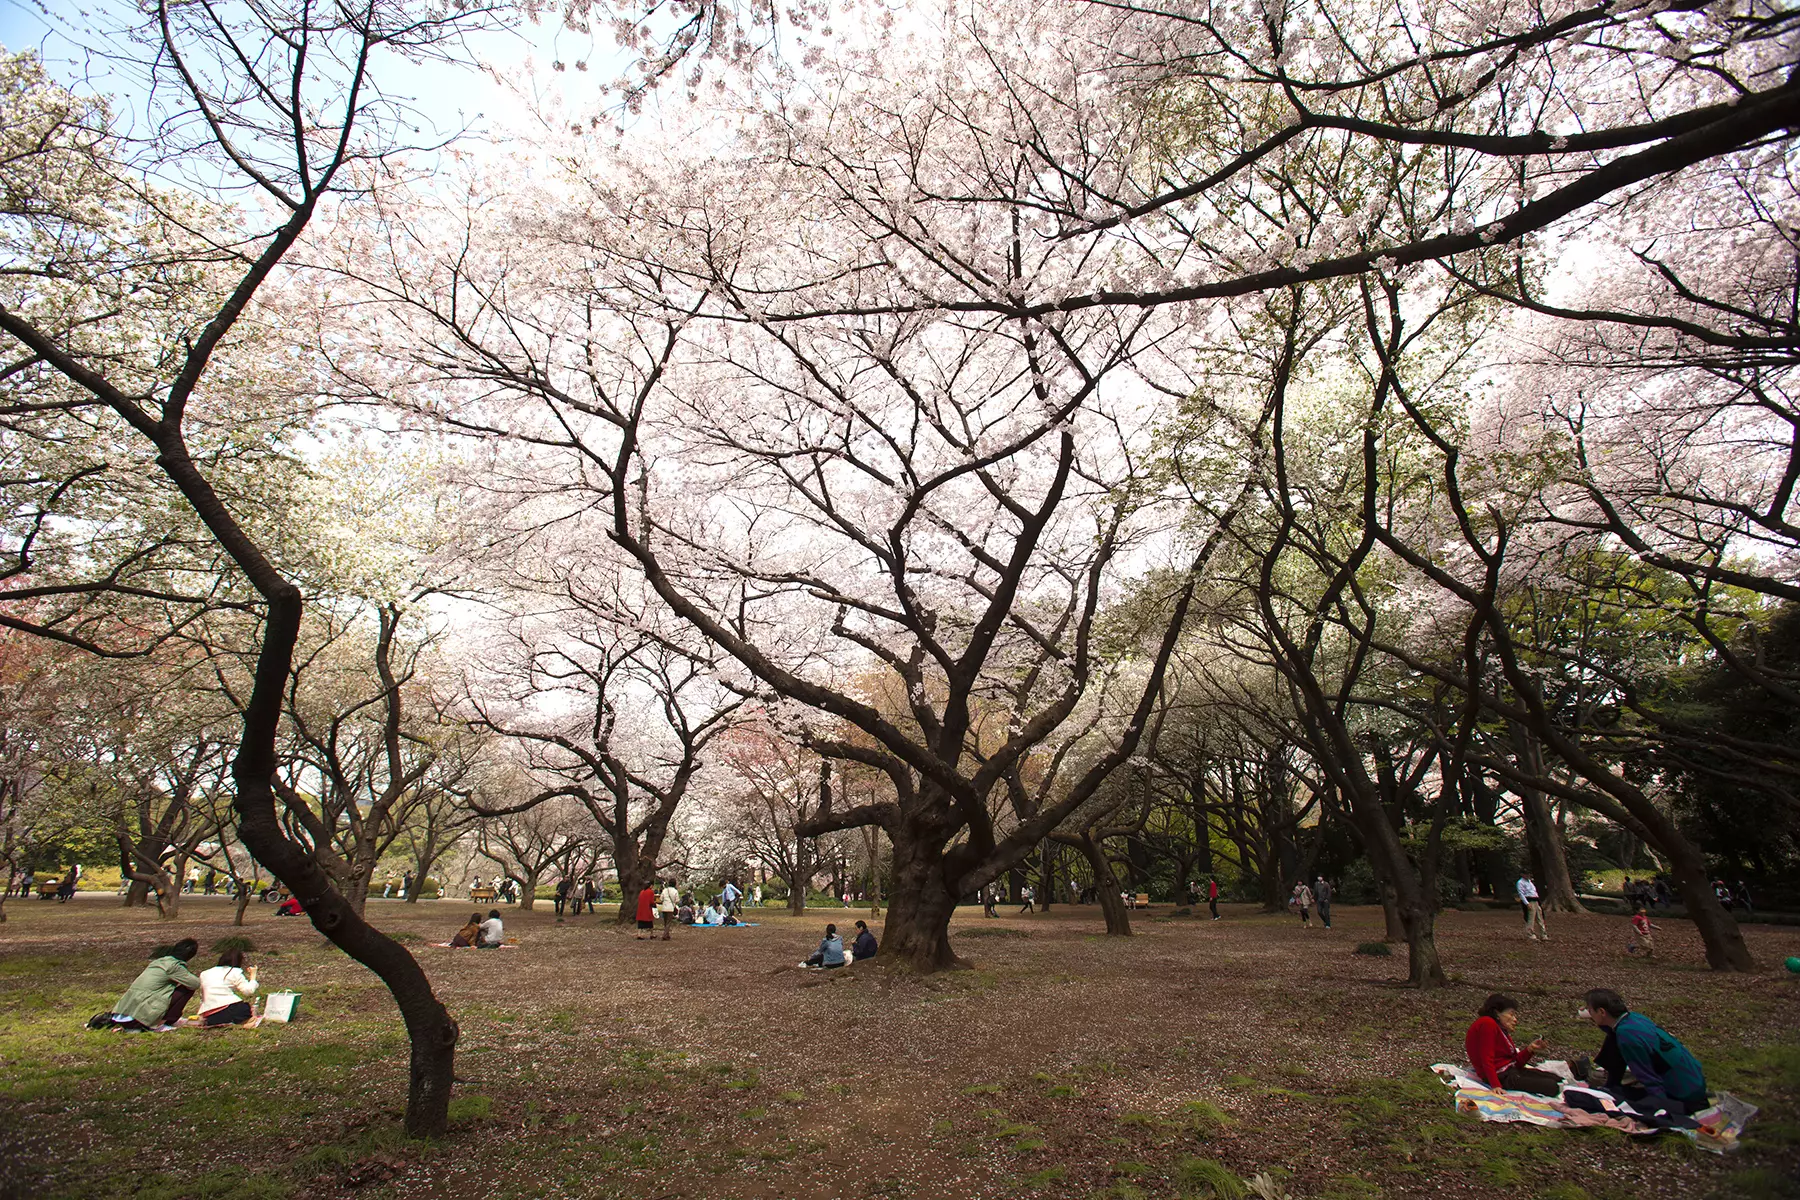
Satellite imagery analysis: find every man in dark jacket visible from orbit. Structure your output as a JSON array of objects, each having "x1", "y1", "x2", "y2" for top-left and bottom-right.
[
  {"x1": 1583, "y1": 988, "x2": 1708, "y2": 1114},
  {"x1": 1313, "y1": 876, "x2": 1334, "y2": 929},
  {"x1": 851, "y1": 920, "x2": 878, "y2": 961}
]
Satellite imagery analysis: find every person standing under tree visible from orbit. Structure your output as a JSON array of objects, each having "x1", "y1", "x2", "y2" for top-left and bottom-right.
[
  {"x1": 1291, "y1": 881, "x2": 1314, "y2": 928},
  {"x1": 1207, "y1": 876, "x2": 1220, "y2": 921},
  {"x1": 635, "y1": 881, "x2": 658, "y2": 940},
  {"x1": 658, "y1": 878, "x2": 680, "y2": 941},
  {"x1": 1517, "y1": 875, "x2": 1549, "y2": 941},
  {"x1": 1313, "y1": 875, "x2": 1333, "y2": 929},
  {"x1": 554, "y1": 877, "x2": 571, "y2": 916}
]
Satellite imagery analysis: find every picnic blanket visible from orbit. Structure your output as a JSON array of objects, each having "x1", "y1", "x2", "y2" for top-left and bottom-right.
[
  {"x1": 430, "y1": 941, "x2": 520, "y2": 949},
  {"x1": 688, "y1": 922, "x2": 760, "y2": 928},
  {"x1": 1430, "y1": 1063, "x2": 1757, "y2": 1151}
]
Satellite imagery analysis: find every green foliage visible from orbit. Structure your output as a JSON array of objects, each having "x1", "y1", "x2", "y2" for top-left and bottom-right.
[
  {"x1": 1175, "y1": 1157, "x2": 1246, "y2": 1199},
  {"x1": 1353, "y1": 941, "x2": 1393, "y2": 956}
]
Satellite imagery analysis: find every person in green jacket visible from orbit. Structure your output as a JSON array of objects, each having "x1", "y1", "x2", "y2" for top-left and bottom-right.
[
  {"x1": 111, "y1": 939, "x2": 202, "y2": 1031},
  {"x1": 1582, "y1": 988, "x2": 1709, "y2": 1114}
]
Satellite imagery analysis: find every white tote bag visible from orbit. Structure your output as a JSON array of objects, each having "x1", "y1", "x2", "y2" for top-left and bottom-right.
[{"x1": 263, "y1": 992, "x2": 300, "y2": 1023}]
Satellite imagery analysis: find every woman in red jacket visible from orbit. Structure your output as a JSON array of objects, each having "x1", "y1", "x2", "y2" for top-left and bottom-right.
[
  {"x1": 634, "y1": 882, "x2": 658, "y2": 940},
  {"x1": 1465, "y1": 994, "x2": 1561, "y2": 1096}
]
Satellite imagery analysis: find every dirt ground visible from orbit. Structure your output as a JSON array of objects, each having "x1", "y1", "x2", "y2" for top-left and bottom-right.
[{"x1": 1, "y1": 894, "x2": 1796, "y2": 1200}]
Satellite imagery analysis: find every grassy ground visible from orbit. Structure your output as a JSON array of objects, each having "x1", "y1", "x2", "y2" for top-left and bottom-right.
[{"x1": 1, "y1": 895, "x2": 1796, "y2": 1200}]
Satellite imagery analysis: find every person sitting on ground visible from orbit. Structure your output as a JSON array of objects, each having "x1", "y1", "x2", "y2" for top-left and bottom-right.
[
  {"x1": 1582, "y1": 988, "x2": 1709, "y2": 1115},
  {"x1": 476, "y1": 909, "x2": 505, "y2": 948},
  {"x1": 851, "y1": 920, "x2": 877, "y2": 961},
  {"x1": 450, "y1": 912, "x2": 482, "y2": 948},
  {"x1": 1465, "y1": 993, "x2": 1559, "y2": 1096},
  {"x1": 803, "y1": 923, "x2": 846, "y2": 969},
  {"x1": 274, "y1": 895, "x2": 303, "y2": 917},
  {"x1": 677, "y1": 897, "x2": 697, "y2": 925},
  {"x1": 197, "y1": 949, "x2": 261, "y2": 1027},
  {"x1": 109, "y1": 939, "x2": 203, "y2": 1031}
]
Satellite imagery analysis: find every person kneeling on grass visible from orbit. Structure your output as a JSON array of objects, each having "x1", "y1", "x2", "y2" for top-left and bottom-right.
[
  {"x1": 1465, "y1": 993, "x2": 1560, "y2": 1096},
  {"x1": 476, "y1": 909, "x2": 505, "y2": 948},
  {"x1": 802, "y1": 924, "x2": 846, "y2": 969},
  {"x1": 851, "y1": 920, "x2": 877, "y2": 961},
  {"x1": 1582, "y1": 988, "x2": 1708, "y2": 1116},
  {"x1": 450, "y1": 912, "x2": 482, "y2": 948},
  {"x1": 197, "y1": 949, "x2": 261, "y2": 1027},
  {"x1": 107, "y1": 939, "x2": 203, "y2": 1031}
]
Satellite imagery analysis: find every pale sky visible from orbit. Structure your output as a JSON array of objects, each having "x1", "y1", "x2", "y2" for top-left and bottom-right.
[{"x1": 0, "y1": 0, "x2": 630, "y2": 154}]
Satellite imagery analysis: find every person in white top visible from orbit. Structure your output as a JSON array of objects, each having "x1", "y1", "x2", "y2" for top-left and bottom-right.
[
  {"x1": 700, "y1": 903, "x2": 723, "y2": 926},
  {"x1": 477, "y1": 909, "x2": 505, "y2": 948},
  {"x1": 1516, "y1": 875, "x2": 1549, "y2": 941},
  {"x1": 197, "y1": 949, "x2": 260, "y2": 1026},
  {"x1": 657, "y1": 879, "x2": 680, "y2": 940}
]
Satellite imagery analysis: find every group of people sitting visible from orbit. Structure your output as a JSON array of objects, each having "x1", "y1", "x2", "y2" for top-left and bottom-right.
[
  {"x1": 92, "y1": 940, "x2": 264, "y2": 1031},
  {"x1": 1464, "y1": 988, "x2": 1709, "y2": 1118},
  {"x1": 801, "y1": 920, "x2": 878, "y2": 969},
  {"x1": 449, "y1": 910, "x2": 507, "y2": 948},
  {"x1": 677, "y1": 892, "x2": 745, "y2": 927}
]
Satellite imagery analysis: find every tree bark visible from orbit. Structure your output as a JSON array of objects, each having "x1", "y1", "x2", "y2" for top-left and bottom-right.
[
  {"x1": 878, "y1": 825, "x2": 962, "y2": 970},
  {"x1": 233, "y1": 884, "x2": 253, "y2": 926},
  {"x1": 1067, "y1": 832, "x2": 1131, "y2": 936},
  {"x1": 1512, "y1": 726, "x2": 1586, "y2": 913}
]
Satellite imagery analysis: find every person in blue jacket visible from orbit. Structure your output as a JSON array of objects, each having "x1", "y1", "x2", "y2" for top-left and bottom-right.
[
  {"x1": 803, "y1": 923, "x2": 846, "y2": 969},
  {"x1": 1582, "y1": 988, "x2": 1708, "y2": 1114}
]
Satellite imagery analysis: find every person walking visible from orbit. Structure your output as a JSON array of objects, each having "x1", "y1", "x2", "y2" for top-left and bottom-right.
[
  {"x1": 1313, "y1": 875, "x2": 1333, "y2": 929},
  {"x1": 401, "y1": 870, "x2": 414, "y2": 899},
  {"x1": 1207, "y1": 876, "x2": 1219, "y2": 921},
  {"x1": 1291, "y1": 881, "x2": 1314, "y2": 928},
  {"x1": 1018, "y1": 885, "x2": 1034, "y2": 915},
  {"x1": 658, "y1": 877, "x2": 680, "y2": 940},
  {"x1": 982, "y1": 886, "x2": 997, "y2": 919},
  {"x1": 1735, "y1": 880, "x2": 1755, "y2": 916},
  {"x1": 1517, "y1": 874, "x2": 1549, "y2": 941},
  {"x1": 721, "y1": 878, "x2": 742, "y2": 916},
  {"x1": 554, "y1": 877, "x2": 571, "y2": 916},
  {"x1": 583, "y1": 877, "x2": 599, "y2": 915}
]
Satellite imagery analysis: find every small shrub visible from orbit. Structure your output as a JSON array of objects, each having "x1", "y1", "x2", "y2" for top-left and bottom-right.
[
  {"x1": 211, "y1": 934, "x2": 256, "y2": 955},
  {"x1": 447, "y1": 1094, "x2": 492, "y2": 1123},
  {"x1": 389, "y1": 930, "x2": 426, "y2": 945},
  {"x1": 1353, "y1": 941, "x2": 1393, "y2": 956},
  {"x1": 1175, "y1": 1157, "x2": 1247, "y2": 1200}
]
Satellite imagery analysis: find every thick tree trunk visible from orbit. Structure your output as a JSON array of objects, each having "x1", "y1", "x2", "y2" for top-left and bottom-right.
[
  {"x1": 518, "y1": 869, "x2": 539, "y2": 912},
  {"x1": 125, "y1": 877, "x2": 151, "y2": 907},
  {"x1": 234, "y1": 884, "x2": 253, "y2": 926},
  {"x1": 787, "y1": 866, "x2": 807, "y2": 916},
  {"x1": 613, "y1": 846, "x2": 655, "y2": 926},
  {"x1": 878, "y1": 827, "x2": 961, "y2": 970},
  {"x1": 1512, "y1": 727, "x2": 1586, "y2": 913},
  {"x1": 1068, "y1": 833, "x2": 1131, "y2": 936},
  {"x1": 1666, "y1": 841, "x2": 1754, "y2": 971},
  {"x1": 1404, "y1": 906, "x2": 1445, "y2": 986}
]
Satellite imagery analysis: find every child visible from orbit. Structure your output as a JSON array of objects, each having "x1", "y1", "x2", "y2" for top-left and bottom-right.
[{"x1": 1627, "y1": 906, "x2": 1659, "y2": 957}]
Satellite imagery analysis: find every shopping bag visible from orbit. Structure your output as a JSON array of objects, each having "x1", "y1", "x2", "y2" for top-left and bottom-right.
[{"x1": 263, "y1": 992, "x2": 300, "y2": 1023}]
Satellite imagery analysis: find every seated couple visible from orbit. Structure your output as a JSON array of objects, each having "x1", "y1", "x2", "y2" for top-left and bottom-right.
[
  {"x1": 802, "y1": 921, "x2": 877, "y2": 969},
  {"x1": 1465, "y1": 989, "x2": 1708, "y2": 1115},
  {"x1": 451, "y1": 910, "x2": 507, "y2": 948},
  {"x1": 99, "y1": 941, "x2": 262, "y2": 1031}
]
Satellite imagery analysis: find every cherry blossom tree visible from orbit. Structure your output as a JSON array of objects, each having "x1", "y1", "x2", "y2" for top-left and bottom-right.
[{"x1": 0, "y1": 0, "x2": 501, "y2": 1135}]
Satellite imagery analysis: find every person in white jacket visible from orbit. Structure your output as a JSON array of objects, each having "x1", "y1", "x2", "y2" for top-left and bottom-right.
[
  {"x1": 658, "y1": 879, "x2": 681, "y2": 941},
  {"x1": 196, "y1": 949, "x2": 260, "y2": 1026}
]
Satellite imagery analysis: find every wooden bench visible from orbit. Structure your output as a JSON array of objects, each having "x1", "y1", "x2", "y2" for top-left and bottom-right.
[
  {"x1": 470, "y1": 885, "x2": 497, "y2": 903},
  {"x1": 1133, "y1": 892, "x2": 1150, "y2": 909},
  {"x1": 37, "y1": 881, "x2": 62, "y2": 899}
]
